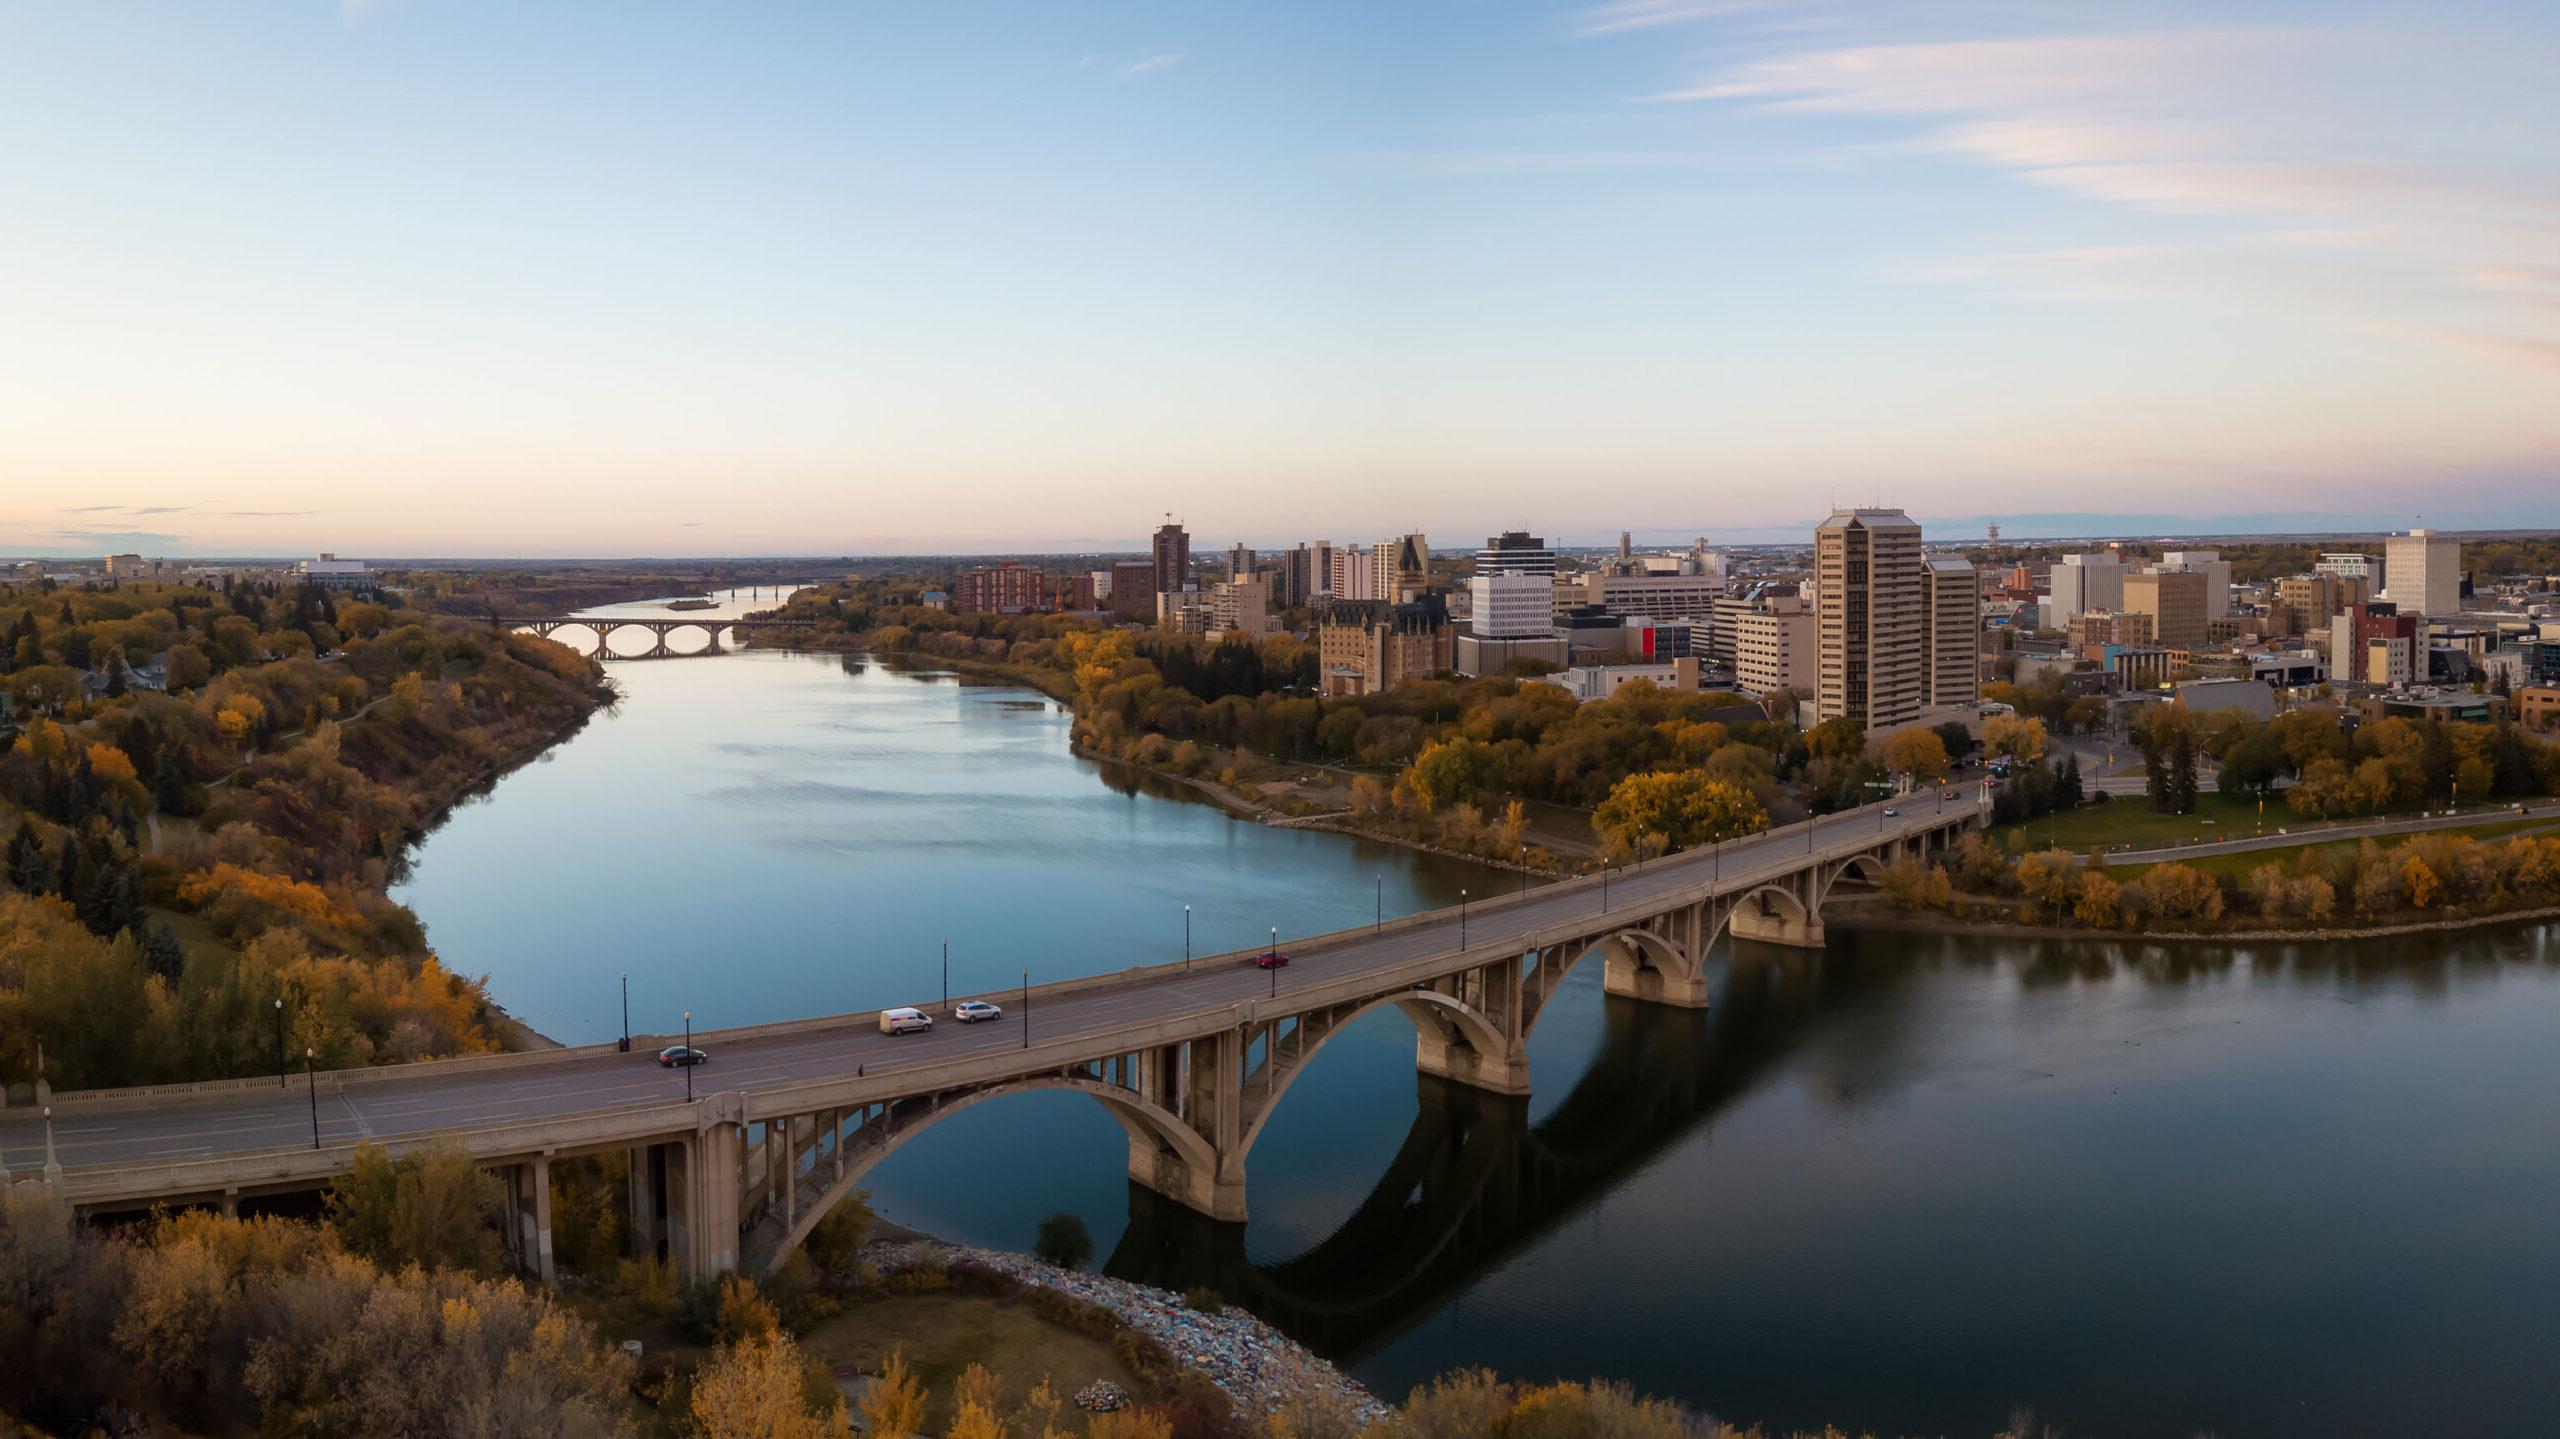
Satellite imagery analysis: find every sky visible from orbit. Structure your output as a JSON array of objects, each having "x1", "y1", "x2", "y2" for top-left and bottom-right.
[{"x1": 1, "y1": 0, "x2": 2555, "y2": 558}]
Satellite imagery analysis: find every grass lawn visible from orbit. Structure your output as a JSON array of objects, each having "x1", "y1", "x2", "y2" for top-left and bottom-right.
[
  {"x1": 1994, "y1": 790, "x2": 2273, "y2": 852},
  {"x1": 795, "y1": 1292, "x2": 1153, "y2": 1430}
]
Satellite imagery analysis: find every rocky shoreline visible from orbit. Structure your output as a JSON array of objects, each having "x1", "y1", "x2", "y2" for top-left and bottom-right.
[{"x1": 870, "y1": 1238, "x2": 1389, "y2": 1424}]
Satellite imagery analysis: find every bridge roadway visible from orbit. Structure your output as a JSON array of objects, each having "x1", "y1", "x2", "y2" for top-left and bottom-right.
[{"x1": 1, "y1": 789, "x2": 1980, "y2": 1274}]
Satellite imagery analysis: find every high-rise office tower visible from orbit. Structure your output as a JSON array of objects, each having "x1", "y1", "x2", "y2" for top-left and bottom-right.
[
  {"x1": 1152, "y1": 520, "x2": 1191, "y2": 596},
  {"x1": 1813, "y1": 508, "x2": 1926, "y2": 728}
]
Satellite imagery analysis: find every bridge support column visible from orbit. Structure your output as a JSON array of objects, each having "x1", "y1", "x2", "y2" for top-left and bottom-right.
[
  {"x1": 1131, "y1": 1032, "x2": 1246, "y2": 1223},
  {"x1": 510, "y1": 1155, "x2": 556, "y2": 1286},
  {"x1": 1602, "y1": 947, "x2": 1711, "y2": 1008},
  {"x1": 627, "y1": 1145, "x2": 663, "y2": 1261},
  {"x1": 1728, "y1": 906, "x2": 1824, "y2": 949},
  {"x1": 686, "y1": 1120, "x2": 743, "y2": 1277},
  {"x1": 1414, "y1": 961, "x2": 1531, "y2": 1095}
]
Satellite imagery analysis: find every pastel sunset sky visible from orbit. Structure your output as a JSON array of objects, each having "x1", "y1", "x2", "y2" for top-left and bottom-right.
[{"x1": 2, "y1": 1, "x2": 2553, "y2": 556}]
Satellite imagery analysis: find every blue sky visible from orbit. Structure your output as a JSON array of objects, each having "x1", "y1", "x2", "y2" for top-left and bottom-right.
[{"x1": 2, "y1": 0, "x2": 2554, "y2": 557}]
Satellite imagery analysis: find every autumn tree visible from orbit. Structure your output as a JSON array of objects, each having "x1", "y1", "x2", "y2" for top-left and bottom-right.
[
  {"x1": 1881, "y1": 727, "x2": 1951, "y2": 783},
  {"x1": 324, "y1": 1140, "x2": 504, "y2": 1274},
  {"x1": 1982, "y1": 712, "x2": 2048, "y2": 764},
  {"x1": 1593, "y1": 771, "x2": 1768, "y2": 858},
  {"x1": 692, "y1": 1332, "x2": 846, "y2": 1439}
]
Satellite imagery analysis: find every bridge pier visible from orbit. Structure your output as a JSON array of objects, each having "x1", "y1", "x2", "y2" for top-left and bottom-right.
[
  {"x1": 1728, "y1": 906, "x2": 1824, "y2": 949},
  {"x1": 1413, "y1": 960, "x2": 1531, "y2": 1095},
  {"x1": 1602, "y1": 947, "x2": 1712, "y2": 1007},
  {"x1": 627, "y1": 1144, "x2": 663, "y2": 1261}
]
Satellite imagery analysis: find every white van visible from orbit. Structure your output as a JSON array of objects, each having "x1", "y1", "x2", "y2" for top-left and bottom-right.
[{"x1": 879, "y1": 1006, "x2": 933, "y2": 1036}]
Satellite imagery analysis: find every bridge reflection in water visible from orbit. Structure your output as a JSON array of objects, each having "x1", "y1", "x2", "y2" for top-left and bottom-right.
[{"x1": 1105, "y1": 949, "x2": 1831, "y2": 1361}]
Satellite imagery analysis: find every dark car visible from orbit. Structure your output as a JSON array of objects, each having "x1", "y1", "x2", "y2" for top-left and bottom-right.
[
  {"x1": 657, "y1": 1045, "x2": 709, "y2": 1068},
  {"x1": 1254, "y1": 951, "x2": 1290, "y2": 970}
]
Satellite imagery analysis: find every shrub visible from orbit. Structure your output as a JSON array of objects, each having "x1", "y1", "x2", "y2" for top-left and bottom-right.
[{"x1": 1032, "y1": 1212, "x2": 1092, "y2": 1270}]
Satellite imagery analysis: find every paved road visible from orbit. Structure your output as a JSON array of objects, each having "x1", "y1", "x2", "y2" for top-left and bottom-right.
[
  {"x1": 0, "y1": 790, "x2": 1979, "y2": 1179},
  {"x1": 2104, "y1": 805, "x2": 2549, "y2": 864}
]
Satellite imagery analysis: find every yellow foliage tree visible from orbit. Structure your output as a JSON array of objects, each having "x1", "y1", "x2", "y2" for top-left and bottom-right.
[
  {"x1": 858, "y1": 1347, "x2": 926, "y2": 1439},
  {"x1": 692, "y1": 1333, "x2": 846, "y2": 1439},
  {"x1": 2402, "y1": 854, "x2": 2440, "y2": 909}
]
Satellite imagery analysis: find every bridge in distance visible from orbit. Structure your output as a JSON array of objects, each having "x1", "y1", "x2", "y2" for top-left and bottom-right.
[{"x1": 0, "y1": 791, "x2": 1982, "y2": 1282}]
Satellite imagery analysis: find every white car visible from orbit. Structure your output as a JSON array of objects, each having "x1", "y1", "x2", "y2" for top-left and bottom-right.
[
  {"x1": 878, "y1": 1006, "x2": 933, "y2": 1036},
  {"x1": 953, "y1": 1000, "x2": 1003, "y2": 1024}
]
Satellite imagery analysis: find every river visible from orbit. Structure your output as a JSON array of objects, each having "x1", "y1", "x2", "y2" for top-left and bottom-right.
[{"x1": 394, "y1": 592, "x2": 2560, "y2": 1438}]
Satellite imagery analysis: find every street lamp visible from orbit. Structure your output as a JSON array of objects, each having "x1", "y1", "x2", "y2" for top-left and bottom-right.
[
  {"x1": 683, "y1": 1011, "x2": 693, "y2": 1100},
  {"x1": 1184, "y1": 905, "x2": 1191, "y2": 968},
  {"x1": 1601, "y1": 857, "x2": 1610, "y2": 910},
  {"x1": 304, "y1": 1048, "x2": 319, "y2": 1149},
  {"x1": 1269, "y1": 927, "x2": 1279, "y2": 998},
  {"x1": 1518, "y1": 845, "x2": 1528, "y2": 895},
  {"x1": 1460, "y1": 889, "x2": 1469, "y2": 948},
  {"x1": 619, "y1": 972, "x2": 630, "y2": 1053},
  {"x1": 274, "y1": 997, "x2": 286, "y2": 1088},
  {"x1": 941, "y1": 939, "x2": 949, "y2": 1013},
  {"x1": 1375, "y1": 875, "x2": 1383, "y2": 933}
]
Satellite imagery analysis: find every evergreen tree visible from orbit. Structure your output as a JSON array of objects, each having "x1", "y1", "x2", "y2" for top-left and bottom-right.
[
  {"x1": 2058, "y1": 751, "x2": 2086, "y2": 809},
  {"x1": 4, "y1": 818, "x2": 46, "y2": 892}
]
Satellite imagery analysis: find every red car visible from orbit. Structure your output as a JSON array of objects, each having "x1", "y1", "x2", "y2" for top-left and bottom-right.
[{"x1": 1254, "y1": 951, "x2": 1290, "y2": 970}]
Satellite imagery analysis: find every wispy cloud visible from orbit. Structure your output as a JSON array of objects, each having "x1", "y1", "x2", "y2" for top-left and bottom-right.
[
  {"x1": 222, "y1": 509, "x2": 318, "y2": 518},
  {"x1": 1115, "y1": 53, "x2": 1182, "y2": 80},
  {"x1": 1573, "y1": 0, "x2": 1767, "y2": 37},
  {"x1": 1655, "y1": 25, "x2": 2560, "y2": 376}
]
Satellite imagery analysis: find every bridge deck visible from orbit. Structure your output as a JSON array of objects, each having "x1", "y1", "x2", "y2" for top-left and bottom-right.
[{"x1": 1, "y1": 791, "x2": 1979, "y2": 1204}]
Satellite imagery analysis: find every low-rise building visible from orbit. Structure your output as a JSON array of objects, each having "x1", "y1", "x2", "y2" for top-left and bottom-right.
[
  {"x1": 1109, "y1": 561, "x2": 1158, "y2": 622},
  {"x1": 1733, "y1": 606, "x2": 1815, "y2": 700},
  {"x1": 298, "y1": 554, "x2": 372, "y2": 589},
  {"x1": 1208, "y1": 575, "x2": 1274, "y2": 638},
  {"x1": 2519, "y1": 686, "x2": 2560, "y2": 733},
  {"x1": 952, "y1": 561, "x2": 1050, "y2": 613}
]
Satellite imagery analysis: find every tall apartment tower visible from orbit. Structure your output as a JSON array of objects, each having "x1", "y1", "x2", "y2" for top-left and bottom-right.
[
  {"x1": 1374, "y1": 533, "x2": 1429, "y2": 600},
  {"x1": 1309, "y1": 541, "x2": 1336, "y2": 599},
  {"x1": 1226, "y1": 542, "x2": 1255, "y2": 579},
  {"x1": 2383, "y1": 529, "x2": 2461, "y2": 616},
  {"x1": 1152, "y1": 521, "x2": 1191, "y2": 597},
  {"x1": 1812, "y1": 508, "x2": 1927, "y2": 728},
  {"x1": 1924, "y1": 558, "x2": 1981, "y2": 708}
]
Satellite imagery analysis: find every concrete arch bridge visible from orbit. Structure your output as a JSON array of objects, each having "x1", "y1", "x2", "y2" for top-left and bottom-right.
[{"x1": 515, "y1": 614, "x2": 816, "y2": 660}]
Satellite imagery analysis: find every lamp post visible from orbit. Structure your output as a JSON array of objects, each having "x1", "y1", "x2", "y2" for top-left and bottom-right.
[
  {"x1": 941, "y1": 939, "x2": 949, "y2": 1013},
  {"x1": 683, "y1": 1011, "x2": 693, "y2": 1101},
  {"x1": 619, "y1": 972, "x2": 630, "y2": 1053},
  {"x1": 274, "y1": 997, "x2": 286, "y2": 1088},
  {"x1": 1460, "y1": 889, "x2": 1469, "y2": 948},
  {"x1": 1021, "y1": 969, "x2": 1030, "y2": 1049},
  {"x1": 304, "y1": 1049, "x2": 319, "y2": 1149},
  {"x1": 1601, "y1": 857, "x2": 1610, "y2": 910},
  {"x1": 1183, "y1": 905, "x2": 1191, "y2": 969},
  {"x1": 1518, "y1": 846, "x2": 1528, "y2": 895},
  {"x1": 1269, "y1": 927, "x2": 1279, "y2": 998},
  {"x1": 1375, "y1": 875, "x2": 1383, "y2": 933}
]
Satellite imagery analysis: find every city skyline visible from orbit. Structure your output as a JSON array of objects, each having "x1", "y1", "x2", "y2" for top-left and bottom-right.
[{"x1": 5, "y1": 0, "x2": 2556, "y2": 558}]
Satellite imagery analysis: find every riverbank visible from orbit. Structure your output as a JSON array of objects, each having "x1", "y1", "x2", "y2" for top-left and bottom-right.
[
  {"x1": 1829, "y1": 893, "x2": 2560, "y2": 945},
  {"x1": 859, "y1": 1236, "x2": 1389, "y2": 1424}
]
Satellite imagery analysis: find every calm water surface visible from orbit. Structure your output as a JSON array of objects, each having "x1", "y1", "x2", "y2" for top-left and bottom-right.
[{"x1": 397, "y1": 599, "x2": 2560, "y2": 1438}]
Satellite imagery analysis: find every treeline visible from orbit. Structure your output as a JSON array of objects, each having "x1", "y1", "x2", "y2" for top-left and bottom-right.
[
  {"x1": 0, "y1": 580, "x2": 613, "y2": 1091},
  {"x1": 1874, "y1": 828, "x2": 2560, "y2": 934},
  {"x1": 1, "y1": 1162, "x2": 2064, "y2": 1439}
]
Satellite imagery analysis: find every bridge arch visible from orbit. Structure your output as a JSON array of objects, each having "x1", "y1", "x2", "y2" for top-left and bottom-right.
[
  {"x1": 1818, "y1": 850, "x2": 1892, "y2": 907},
  {"x1": 762, "y1": 1074, "x2": 1211, "y2": 1272},
  {"x1": 1239, "y1": 987, "x2": 1514, "y2": 1158},
  {"x1": 1716, "y1": 879, "x2": 1822, "y2": 950}
]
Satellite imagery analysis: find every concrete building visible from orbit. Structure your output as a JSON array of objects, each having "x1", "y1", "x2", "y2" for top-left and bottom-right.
[
  {"x1": 1209, "y1": 576, "x2": 1274, "y2": 638},
  {"x1": 1158, "y1": 589, "x2": 1213, "y2": 637},
  {"x1": 1330, "y1": 545, "x2": 1378, "y2": 602},
  {"x1": 1455, "y1": 631, "x2": 1568, "y2": 678},
  {"x1": 1812, "y1": 507, "x2": 1927, "y2": 728},
  {"x1": 1275, "y1": 544, "x2": 1318, "y2": 608},
  {"x1": 1318, "y1": 595, "x2": 1452, "y2": 697},
  {"x1": 1469, "y1": 569, "x2": 1553, "y2": 640},
  {"x1": 1226, "y1": 543, "x2": 1255, "y2": 579},
  {"x1": 1109, "y1": 561, "x2": 1158, "y2": 622},
  {"x1": 1583, "y1": 571, "x2": 1722, "y2": 623},
  {"x1": 1476, "y1": 531, "x2": 1556, "y2": 579},
  {"x1": 2169, "y1": 678, "x2": 2276, "y2": 719},
  {"x1": 952, "y1": 561, "x2": 1050, "y2": 613},
  {"x1": 2068, "y1": 610, "x2": 2155, "y2": 652},
  {"x1": 1551, "y1": 657, "x2": 1704, "y2": 702},
  {"x1": 2274, "y1": 572, "x2": 2365, "y2": 636},
  {"x1": 1373, "y1": 533, "x2": 1430, "y2": 600},
  {"x1": 2318, "y1": 552, "x2": 2384, "y2": 595},
  {"x1": 104, "y1": 553, "x2": 149, "y2": 579},
  {"x1": 1924, "y1": 557, "x2": 1980, "y2": 709},
  {"x1": 1152, "y1": 521, "x2": 1192, "y2": 598},
  {"x1": 297, "y1": 554, "x2": 371, "y2": 588},
  {"x1": 2156, "y1": 550, "x2": 2234, "y2": 619},
  {"x1": 1710, "y1": 585, "x2": 1802, "y2": 667},
  {"x1": 2123, "y1": 569, "x2": 2209, "y2": 649},
  {"x1": 1734, "y1": 606, "x2": 1815, "y2": 700},
  {"x1": 2042, "y1": 551, "x2": 2124, "y2": 629},
  {"x1": 2384, "y1": 529, "x2": 2461, "y2": 617},
  {"x1": 2519, "y1": 686, "x2": 2560, "y2": 733}
]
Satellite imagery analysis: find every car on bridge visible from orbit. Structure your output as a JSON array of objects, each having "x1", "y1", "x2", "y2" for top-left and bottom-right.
[
  {"x1": 879, "y1": 1007, "x2": 934, "y2": 1035},
  {"x1": 1254, "y1": 951, "x2": 1290, "y2": 970},
  {"x1": 657, "y1": 1045, "x2": 708, "y2": 1068},
  {"x1": 952, "y1": 1000, "x2": 1002, "y2": 1023}
]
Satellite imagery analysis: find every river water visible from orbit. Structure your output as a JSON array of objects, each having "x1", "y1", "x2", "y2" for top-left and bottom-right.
[{"x1": 395, "y1": 593, "x2": 2560, "y2": 1438}]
